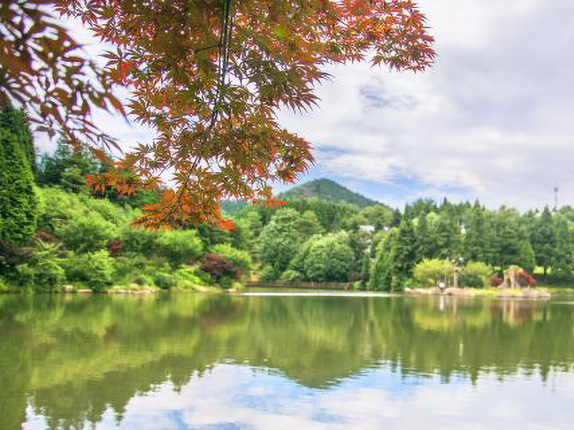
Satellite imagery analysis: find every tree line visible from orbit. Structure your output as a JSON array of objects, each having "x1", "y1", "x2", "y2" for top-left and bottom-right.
[{"x1": 2, "y1": 101, "x2": 574, "y2": 292}]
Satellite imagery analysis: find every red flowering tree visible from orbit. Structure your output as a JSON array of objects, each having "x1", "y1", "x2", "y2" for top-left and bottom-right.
[{"x1": 2, "y1": 0, "x2": 435, "y2": 229}]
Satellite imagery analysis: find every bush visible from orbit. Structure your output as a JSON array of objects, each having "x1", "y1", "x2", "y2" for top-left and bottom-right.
[
  {"x1": 112, "y1": 254, "x2": 173, "y2": 288},
  {"x1": 14, "y1": 241, "x2": 66, "y2": 291},
  {"x1": 212, "y1": 244, "x2": 252, "y2": 277},
  {"x1": 280, "y1": 269, "x2": 303, "y2": 282},
  {"x1": 173, "y1": 265, "x2": 211, "y2": 290},
  {"x1": 199, "y1": 253, "x2": 240, "y2": 288},
  {"x1": 490, "y1": 274, "x2": 503, "y2": 287},
  {"x1": 119, "y1": 227, "x2": 159, "y2": 256},
  {"x1": 460, "y1": 262, "x2": 492, "y2": 288},
  {"x1": 258, "y1": 265, "x2": 277, "y2": 281},
  {"x1": 63, "y1": 250, "x2": 115, "y2": 291},
  {"x1": 413, "y1": 258, "x2": 454, "y2": 288},
  {"x1": 156, "y1": 230, "x2": 204, "y2": 266},
  {"x1": 518, "y1": 270, "x2": 537, "y2": 287},
  {"x1": 59, "y1": 212, "x2": 117, "y2": 253}
]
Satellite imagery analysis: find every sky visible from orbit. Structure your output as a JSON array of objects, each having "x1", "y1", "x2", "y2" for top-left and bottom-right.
[{"x1": 42, "y1": 0, "x2": 574, "y2": 210}]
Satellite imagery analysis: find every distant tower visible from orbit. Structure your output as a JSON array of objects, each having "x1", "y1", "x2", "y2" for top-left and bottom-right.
[{"x1": 554, "y1": 186, "x2": 559, "y2": 210}]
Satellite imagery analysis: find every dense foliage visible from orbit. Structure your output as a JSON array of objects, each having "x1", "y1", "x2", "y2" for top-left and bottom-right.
[{"x1": 0, "y1": 103, "x2": 37, "y2": 246}]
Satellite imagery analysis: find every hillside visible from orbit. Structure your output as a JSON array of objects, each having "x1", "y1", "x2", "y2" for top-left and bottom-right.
[{"x1": 279, "y1": 178, "x2": 381, "y2": 208}]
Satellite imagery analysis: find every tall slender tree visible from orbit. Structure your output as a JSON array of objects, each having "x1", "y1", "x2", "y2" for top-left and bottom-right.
[
  {"x1": 531, "y1": 207, "x2": 556, "y2": 275},
  {"x1": 0, "y1": 103, "x2": 37, "y2": 246}
]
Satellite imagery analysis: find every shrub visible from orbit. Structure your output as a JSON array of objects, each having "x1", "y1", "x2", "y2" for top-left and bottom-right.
[
  {"x1": 212, "y1": 244, "x2": 252, "y2": 277},
  {"x1": 280, "y1": 269, "x2": 303, "y2": 282},
  {"x1": 490, "y1": 274, "x2": 503, "y2": 287},
  {"x1": 156, "y1": 230, "x2": 204, "y2": 267},
  {"x1": 199, "y1": 253, "x2": 240, "y2": 288},
  {"x1": 258, "y1": 265, "x2": 277, "y2": 281},
  {"x1": 14, "y1": 241, "x2": 66, "y2": 291},
  {"x1": 413, "y1": 258, "x2": 454, "y2": 288},
  {"x1": 120, "y1": 227, "x2": 159, "y2": 256},
  {"x1": 518, "y1": 270, "x2": 537, "y2": 287},
  {"x1": 460, "y1": 261, "x2": 492, "y2": 288},
  {"x1": 173, "y1": 265, "x2": 210, "y2": 290},
  {"x1": 59, "y1": 213, "x2": 117, "y2": 253},
  {"x1": 63, "y1": 250, "x2": 115, "y2": 291}
]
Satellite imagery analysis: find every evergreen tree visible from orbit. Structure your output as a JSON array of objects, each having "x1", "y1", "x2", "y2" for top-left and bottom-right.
[
  {"x1": 393, "y1": 218, "x2": 417, "y2": 277},
  {"x1": 434, "y1": 213, "x2": 461, "y2": 260},
  {"x1": 369, "y1": 232, "x2": 396, "y2": 292},
  {"x1": 552, "y1": 216, "x2": 573, "y2": 279},
  {"x1": 37, "y1": 139, "x2": 100, "y2": 193},
  {"x1": 415, "y1": 213, "x2": 434, "y2": 260},
  {"x1": 360, "y1": 251, "x2": 370, "y2": 289},
  {"x1": 531, "y1": 206, "x2": 556, "y2": 275},
  {"x1": 298, "y1": 210, "x2": 324, "y2": 237},
  {"x1": 0, "y1": 103, "x2": 38, "y2": 245},
  {"x1": 463, "y1": 204, "x2": 488, "y2": 263},
  {"x1": 517, "y1": 240, "x2": 536, "y2": 273},
  {"x1": 493, "y1": 211, "x2": 521, "y2": 269},
  {"x1": 390, "y1": 209, "x2": 402, "y2": 227}
]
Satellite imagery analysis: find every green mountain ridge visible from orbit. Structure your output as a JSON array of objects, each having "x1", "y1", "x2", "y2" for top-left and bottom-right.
[
  {"x1": 278, "y1": 178, "x2": 382, "y2": 208},
  {"x1": 220, "y1": 178, "x2": 383, "y2": 214}
]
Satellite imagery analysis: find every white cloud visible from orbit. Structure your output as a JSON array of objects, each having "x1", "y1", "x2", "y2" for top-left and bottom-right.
[
  {"x1": 278, "y1": 0, "x2": 574, "y2": 209},
  {"x1": 39, "y1": 1, "x2": 574, "y2": 209}
]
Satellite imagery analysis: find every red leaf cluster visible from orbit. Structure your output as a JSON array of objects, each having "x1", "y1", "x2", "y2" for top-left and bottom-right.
[{"x1": 3, "y1": 0, "x2": 435, "y2": 228}]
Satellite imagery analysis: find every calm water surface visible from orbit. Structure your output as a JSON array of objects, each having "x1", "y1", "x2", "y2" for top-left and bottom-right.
[{"x1": 1, "y1": 291, "x2": 574, "y2": 429}]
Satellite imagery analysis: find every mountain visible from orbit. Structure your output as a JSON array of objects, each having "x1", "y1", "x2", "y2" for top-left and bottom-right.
[{"x1": 279, "y1": 178, "x2": 381, "y2": 208}]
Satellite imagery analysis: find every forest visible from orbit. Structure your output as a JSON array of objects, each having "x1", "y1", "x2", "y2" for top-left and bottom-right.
[{"x1": 2, "y1": 102, "x2": 574, "y2": 293}]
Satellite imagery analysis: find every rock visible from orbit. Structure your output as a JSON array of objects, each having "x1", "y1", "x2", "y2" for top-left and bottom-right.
[
  {"x1": 428, "y1": 287, "x2": 441, "y2": 295},
  {"x1": 62, "y1": 285, "x2": 75, "y2": 293},
  {"x1": 444, "y1": 287, "x2": 464, "y2": 296},
  {"x1": 76, "y1": 289, "x2": 92, "y2": 294},
  {"x1": 404, "y1": 288, "x2": 415, "y2": 294},
  {"x1": 497, "y1": 289, "x2": 513, "y2": 298}
]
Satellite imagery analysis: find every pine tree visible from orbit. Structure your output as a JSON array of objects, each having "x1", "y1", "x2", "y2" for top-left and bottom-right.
[
  {"x1": 360, "y1": 251, "x2": 371, "y2": 289},
  {"x1": 393, "y1": 218, "x2": 417, "y2": 277},
  {"x1": 415, "y1": 213, "x2": 434, "y2": 260},
  {"x1": 552, "y1": 216, "x2": 573, "y2": 279},
  {"x1": 463, "y1": 204, "x2": 488, "y2": 263},
  {"x1": 0, "y1": 103, "x2": 38, "y2": 245},
  {"x1": 434, "y1": 213, "x2": 461, "y2": 260},
  {"x1": 518, "y1": 240, "x2": 536, "y2": 273},
  {"x1": 531, "y1": 207, "x2": 556, "y2": 275},
  {"x1": 494, "y1": 211, "x2": 521, "y2": 269},
  {"x1": 369, "y1": 231, "x2": 397, "y2": 292},
  {"x1": 390, "y1": 209, "x2": 402, "y2": 228}
]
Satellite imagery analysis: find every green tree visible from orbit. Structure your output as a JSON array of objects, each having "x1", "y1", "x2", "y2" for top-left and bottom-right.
[
  {"x1": 298, "y1": 210, "x2": 324, "y2": 237},
  {"x1": 393, "y1": 218, "x2": 418, "y2": 278},
  {"x1": 552, "y1": 216, "x2": 573, "y2": 279},
  {"x1": 37, "y1": 139, "x2": 100, "y2": 193},
  {"x1": 297, "y1": 232, "x2": 355, "y2": 282},
  {"x1": 415, "y1": 213, "x2": 434, "y2": 260},
  {"x1": 531, "y1": 207, "x2": 556, "y2": 275},
  {"x1": 259, "y1": 209, "x2": 304, "y2": 278},
  {"x1": 493, "y1": 210, "x2": 521, "y2": 269},
  {"x1": 463, "y1": 204, "x2": 488, "y2": 263},
  {"x1": 517, "y1": 240, "x2": 536, "y2": 274},
  {"x1": 360, "y1": 251, "x2": 371, "y2": 289},
  {"x1": 433, "y1": 213, "x2": 461, "y2": 260},
  {"x1": 369, "y1": 231, "x2": 397, "y2": 292},
  {"x1": 0, "y1": 103, "x2": 37, "y2": 245}
]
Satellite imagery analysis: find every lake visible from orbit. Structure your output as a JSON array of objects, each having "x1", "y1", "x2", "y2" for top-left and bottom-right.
[{"x1": 1, "y1": 291, "x2": 574, "y2": 429}]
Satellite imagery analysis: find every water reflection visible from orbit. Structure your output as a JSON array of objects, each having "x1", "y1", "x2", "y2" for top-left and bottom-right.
[{"x1": 0, "y1": 293, "x2": 573, "y2": 429}]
